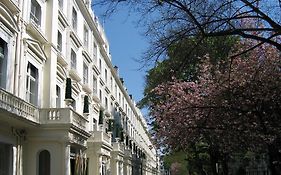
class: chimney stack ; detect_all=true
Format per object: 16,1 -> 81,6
120,78 -> 124,84
114,66 -> 119,75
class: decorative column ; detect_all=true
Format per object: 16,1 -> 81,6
64,144 -> 71,175
110,155 -> 118,175
12,129 -> 25,175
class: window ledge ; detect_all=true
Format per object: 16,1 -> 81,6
82,50 -> 92,63
110,95 -> 115,101
26,21 -> 47,44
92,65 -> 100,76
70,30 -> 82,48
82,84 -> 92,94
58,8 -> 69,28
99,78 -> 105,86
119,106 -> 124,113
69,69 -> 81,82
105,86 -> 110,94
57,52 -> 68,67
92,94 -> 100,103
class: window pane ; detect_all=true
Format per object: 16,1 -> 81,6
56,85 -> 61,108
72,8 -> 77,31
0,43 -> 4,59
93,43 -> 97,58
105,69 -> 107,83
39,150 -> 50,175
71,50 -> 76,69
0,58 -> 3,85
26,63 -> 38,106
0,39 -> 6,88
84,26 -> 88,48
83,63 -> 88,84
0,143 -> 12,175
57,31 -> 62,52
30,79 -> 36,105
99,90 -> 102,103
58,0 -> 63,10
30,0 -> 41,26
93,76 -> 97,94
30,64 -> 37,78
105,97 -> 108,110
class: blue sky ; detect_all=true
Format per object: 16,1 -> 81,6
94,7 -> 149,105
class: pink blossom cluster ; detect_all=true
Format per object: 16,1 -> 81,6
150,40 -> 281,152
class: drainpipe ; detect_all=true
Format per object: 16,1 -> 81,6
14,0 -> 24,96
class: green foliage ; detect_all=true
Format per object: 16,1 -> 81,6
163,150 -> 189,174
138,36 -> 238,109
163,141 -> 215,174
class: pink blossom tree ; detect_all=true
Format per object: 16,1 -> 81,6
151,40 -> 281,174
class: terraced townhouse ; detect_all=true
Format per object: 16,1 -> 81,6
0,0 -> 159,174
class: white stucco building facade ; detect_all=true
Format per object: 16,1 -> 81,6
0,0 -> 159,174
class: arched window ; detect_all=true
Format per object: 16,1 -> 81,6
38,150 -> 50,175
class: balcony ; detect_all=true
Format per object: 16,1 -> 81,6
39,108 -> 88,131
93,130 -> 111,146
0,88 -> 39,124
113,142 -> 125,153
124,148 -> 132,159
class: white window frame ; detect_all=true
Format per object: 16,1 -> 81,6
99,59 -> 102,72
104,69 -> 107,83
105,97 -> 108,110
72,8 -> 77,32
0,38 -> 7,89
93,75 -> 97,94
57,30 -> 62,52
110,77 -> 113,91
56,85 -> 61,108
58,0 -> 63,10
83,62 -> 88,84
70,49 -> 76,70
93,43 -> 97,59
84,25 -> 89,49
30,0 -> 42,27
26,62 -> 38,106
99,90 -> 102,104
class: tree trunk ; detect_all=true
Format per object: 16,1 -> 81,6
268,140 -> 281,175
209,151 -> 219,175
209,146 -> 219,175
221,156 -> 229,175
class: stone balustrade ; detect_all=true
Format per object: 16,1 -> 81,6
39,108 -> 88,131
113,142 -> 125,153
93,131 -> 112,145
0,88 -> 39,124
